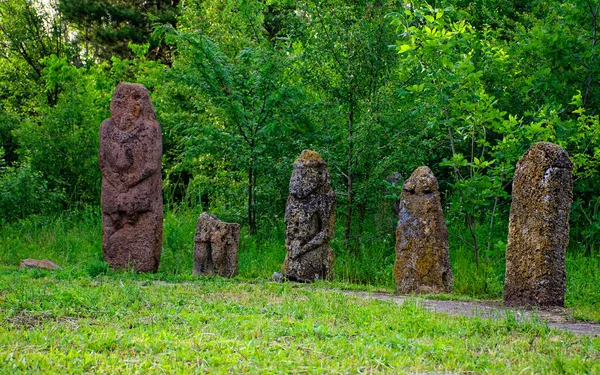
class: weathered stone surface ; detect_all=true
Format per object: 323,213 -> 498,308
394,166 -> 453,294
19,259 -> 59,270
504,142 -> 573,307
283,150 -> 336,282
193,213 -> 240,278
99,83 -> 163,272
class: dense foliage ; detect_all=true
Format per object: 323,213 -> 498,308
1,0 -> 599,266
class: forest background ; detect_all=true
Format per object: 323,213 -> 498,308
0,0 -> 599,308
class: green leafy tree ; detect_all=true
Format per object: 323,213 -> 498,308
162,0 -> 308,233
14,56 -> 107,206
0,0 -> 71,106
59,0 -> 179,61
289,0 -> 403,248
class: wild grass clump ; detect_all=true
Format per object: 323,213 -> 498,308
566,255 -> 600,321
0,208 -> 101,267
0,209 -> 598,322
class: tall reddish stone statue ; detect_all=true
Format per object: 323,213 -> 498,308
283,150 -> 336,282
394,166 -> 453,294
504,142 -> 573,307
99,83 -> 163,272
194,213 -> 240,278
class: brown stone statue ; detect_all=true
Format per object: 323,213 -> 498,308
504,142 -> 573,307
394,166 -> 453,294
99,83 -> 163,272
194,213 -> 240,278
283,150 -> 336,282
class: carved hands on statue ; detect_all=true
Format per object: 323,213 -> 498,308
111,144 -> 133,172
133,121 -> 161,187
131,167 -> 155,187
288,239 -> 302,259
291,233 -> 326,260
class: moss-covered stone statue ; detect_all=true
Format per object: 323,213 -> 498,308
283,150 -> 336,282
394,166 -> 453,294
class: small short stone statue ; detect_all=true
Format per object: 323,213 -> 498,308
194,213 -> 240,278
504,142 -> 573,307
283,150 -> 336,282
99,83 -> 163,272
394,166 -> 453,294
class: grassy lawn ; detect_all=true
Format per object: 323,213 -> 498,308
1,210 -> 599,320
0,210 -> 599,373
1,269 -> 599,374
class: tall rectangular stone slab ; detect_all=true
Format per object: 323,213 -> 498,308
393,166 -> 453,294
99,83 -> 163,272
504,142 -> 573,307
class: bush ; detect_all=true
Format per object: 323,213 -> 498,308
0,162 -> 64,223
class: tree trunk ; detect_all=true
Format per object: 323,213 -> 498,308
248,165 -> 256,234
252,163 -> 257,233
344,102 -> 354,248
345,174 -> 353,244
357,200 -> 366,245
446,117 -> 480,270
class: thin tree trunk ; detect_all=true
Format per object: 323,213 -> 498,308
582,2 -> 599,109
248,166 -> 255,234
252,163 -> 257,233
345,173 -> 353,244
344,103 -> 355,248
486,196 -> 499,267
357,200 -> 367,245
446,109 -> 480,270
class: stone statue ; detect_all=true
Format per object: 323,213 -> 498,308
394,166 -> 453,294
283,150 -> 336,282
99,83 -> 163,272
504,142 -> 573,307
194,213 -> 240,278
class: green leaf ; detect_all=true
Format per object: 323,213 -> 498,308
398,44 -> 412,53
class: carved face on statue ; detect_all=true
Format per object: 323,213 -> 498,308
110,83 -> 156,130
289,150 -> 329,199
402,166 -> 439,195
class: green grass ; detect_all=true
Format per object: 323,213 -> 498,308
566,255 -> 600,322
0,269 -> 599,374
1,210 -> 599,372
1,209 -> 599,321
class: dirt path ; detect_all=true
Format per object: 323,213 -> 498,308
340,291 -> 600,336
149,280 -> 599,336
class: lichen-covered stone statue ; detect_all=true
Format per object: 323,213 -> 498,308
283,150 -> 336,282
504,142 -> 573,307
394,166 -> 453,294
194,213 -> 240,278
99,83 -> 163,272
